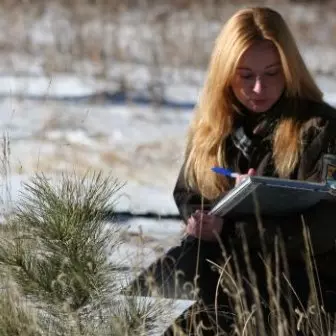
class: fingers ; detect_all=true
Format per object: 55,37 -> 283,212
235,174 -> 246,186
186,215 -> 209,237
193,209 -> 207,219
248,168 -> 256,176
186,216 -> 197,235
189,210 -> 221,224
186,211 -> 223,241
185,220 -> 217,240
235,168 -> 256,186
191,210 -> 213,224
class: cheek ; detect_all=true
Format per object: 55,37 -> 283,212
269,84 -> 285,100
231,79 -> 250,100
269,76 -> 285,97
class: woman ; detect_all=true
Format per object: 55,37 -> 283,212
127,7 -> 336,335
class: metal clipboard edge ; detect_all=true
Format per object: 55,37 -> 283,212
209,178 -> 260,216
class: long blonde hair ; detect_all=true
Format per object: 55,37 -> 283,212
184,7 -> 323,200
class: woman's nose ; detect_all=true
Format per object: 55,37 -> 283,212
252,77 -> 264,94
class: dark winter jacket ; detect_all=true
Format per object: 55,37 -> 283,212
173,98 -> 336,280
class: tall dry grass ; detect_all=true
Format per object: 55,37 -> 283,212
0,135 -> 335,335
125,205 -> 336,335
0,133 -> 174,335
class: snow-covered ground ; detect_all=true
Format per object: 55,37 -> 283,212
1,70 -> 335,281
2,70 -> 336,255
0,85 -> 193,330
2,72 -> 336,215
0,96 -> 189,215
2,4 -> 336,328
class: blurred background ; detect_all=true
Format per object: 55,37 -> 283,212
0,0 -> 336,263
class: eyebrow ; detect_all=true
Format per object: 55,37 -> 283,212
237,62 -> 281,70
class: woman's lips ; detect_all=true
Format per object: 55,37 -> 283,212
251,99 -> 267,103
250,99 -> 268,106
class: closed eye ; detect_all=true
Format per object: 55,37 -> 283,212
239,74 -> 254,79
265,71 -> 279,77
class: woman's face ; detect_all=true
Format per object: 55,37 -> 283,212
231,40 -> 285,113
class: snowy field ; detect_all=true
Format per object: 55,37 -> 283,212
3,71 -> 336,331
2,72 -> 336,211
1,2 -> 336,329
0,77 -> 197,329
2,71 -> 336,274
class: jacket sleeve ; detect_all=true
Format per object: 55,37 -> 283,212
173,163 -> 237,254
173,163 -> 213,224
229,117 -> 336,260
295,117 -> 336,256
172,160 -> 321,257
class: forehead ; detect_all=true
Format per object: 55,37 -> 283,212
237,40 -> 281,70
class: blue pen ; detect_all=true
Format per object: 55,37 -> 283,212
211,167 -> 240,178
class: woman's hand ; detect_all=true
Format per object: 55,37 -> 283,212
186,210 -> 223,242
235,168 -> 256,186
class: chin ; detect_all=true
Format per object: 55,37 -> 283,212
249,101 -> 273,113
253,107 -> 270,113
249,106 -> 270,113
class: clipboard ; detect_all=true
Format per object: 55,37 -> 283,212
209,176 -> 334,217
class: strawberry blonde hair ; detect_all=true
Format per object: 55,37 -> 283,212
184,7 -> 323,200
